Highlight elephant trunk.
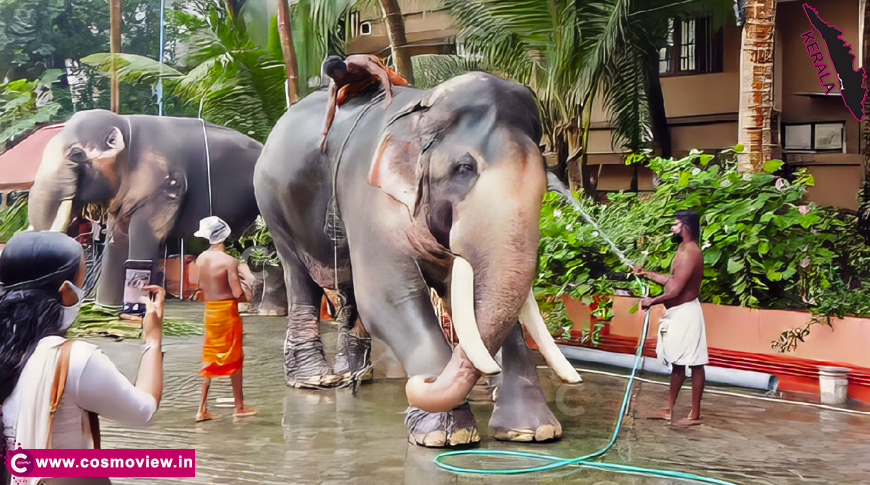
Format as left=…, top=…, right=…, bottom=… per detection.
left=406, top=154, right=544, bottom=413
left=28, top=182, right=74, bottom=233
left=28, top=133, right=77, bottom=232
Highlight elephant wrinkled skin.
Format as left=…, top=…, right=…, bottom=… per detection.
left=29, top=109, right=262, bottom=307
left=255, top=73, right=581, bottom=447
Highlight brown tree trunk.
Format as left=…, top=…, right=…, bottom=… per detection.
left=378, top=0, right=415, bottom=84
left=861, top=0, right=869, bottom=164
left=276, top=0, right=299, bottom=104
left=224, top=0, right=236, bottom=17
left=109, top=0, right=121, bottom=113
left=645, top=47, right=671, bottom=158
left=737, top=0, right=777, bottom=172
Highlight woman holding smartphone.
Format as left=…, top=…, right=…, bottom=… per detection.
left=0, top=232, right=165, bottom=485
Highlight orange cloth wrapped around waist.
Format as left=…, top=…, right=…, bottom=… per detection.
left=336, top=65, right=407, bottom=105
left=201, top=299, right=243, bottom=377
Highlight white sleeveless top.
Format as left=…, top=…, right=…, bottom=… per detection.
left=2, top=336, right=158, bottom=450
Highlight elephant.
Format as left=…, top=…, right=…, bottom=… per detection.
left=255, top=72, right=582, bottom=447
left=28, top=109, right=262, bottom=307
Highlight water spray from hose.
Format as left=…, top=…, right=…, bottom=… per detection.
left=546, top=173, right=635, bottom=269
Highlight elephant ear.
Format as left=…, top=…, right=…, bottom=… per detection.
left=110, top=148, right=187, bottom=240
left=367, top=134, right=426, bottom=213
left=368, top=93, right=449, bottom=216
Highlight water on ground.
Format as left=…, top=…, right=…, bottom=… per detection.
left=90, top=302, right=870, bottom=484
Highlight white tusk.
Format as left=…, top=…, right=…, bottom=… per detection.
left=450, top=257, right=501, bottom=375
left=50, top=199, right=73, bottom=233
left=519, top=289, right=582, bottom=383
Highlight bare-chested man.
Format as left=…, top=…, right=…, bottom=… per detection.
left=319, top=54, right=408, bottom=152
left=193, top=216, right=256, bottom=422
left=633, top=209, right=707, bottom=426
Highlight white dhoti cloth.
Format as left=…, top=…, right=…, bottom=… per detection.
left=656, top=299, right=708, bottom=367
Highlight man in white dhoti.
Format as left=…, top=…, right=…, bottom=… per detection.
left=633, top=209, right=707, bottom=426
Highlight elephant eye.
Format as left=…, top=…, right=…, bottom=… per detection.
left=453, top=156, right=476, bottom=175
left=106, top=132, right=118, bottom=149
left=67, top=147, right=87, bottom=163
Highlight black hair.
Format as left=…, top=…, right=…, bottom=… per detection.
left=674, top=209, right=701, bottom=241
left=0, top=232, right=83, bottom=455
left=322, top=55, right=346, bottom=78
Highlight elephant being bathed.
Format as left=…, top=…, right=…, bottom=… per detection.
left=255, top=72, right=582, bottom=447
left=28, top=109, right=262, bottom=307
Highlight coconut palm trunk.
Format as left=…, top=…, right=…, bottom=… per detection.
left=737, top=0, right=777, bottom=173
left=862, top=0, right=870, bottom=165
left=276, top=0, right=300, bottom=104
left=109, top=0, right=121, bottom=113
left=378, top=0, right=414, bottom=84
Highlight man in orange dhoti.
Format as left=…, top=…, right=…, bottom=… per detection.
left=194, top=216, right=256, bottom=422
left=320, top=54, right=408, bottom=152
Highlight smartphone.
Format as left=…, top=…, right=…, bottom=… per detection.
left=122, top=260, right=153, bottom=317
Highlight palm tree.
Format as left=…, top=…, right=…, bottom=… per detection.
left=276, top=0, right=300, bottom=103
left=736, top=0, right=777, bottom=173
left=418, top=0, right=731, bottom=193
left=83, top=1, right=355, bottom=140
left=84, top=5, right=287, bottom=141
left=378, top=0, right=414, bottom=84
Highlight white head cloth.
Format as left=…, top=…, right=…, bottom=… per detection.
left=194, top=216, right=231, bottom=244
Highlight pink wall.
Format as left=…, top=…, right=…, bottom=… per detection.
left=586, top=296, right=870, bottom=368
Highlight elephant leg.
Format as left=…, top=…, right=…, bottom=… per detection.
left=351, top=255, right=479, bottom=447
left=95, top=228, right=129, bottom=308
left=331, top=287, right=373, bottom=381
left=127, top=215, right=163, bottom=280
left=488, top=324, right=562, bottom=442
left=282, top=254, right=341, bottom=389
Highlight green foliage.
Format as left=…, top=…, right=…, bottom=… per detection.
left=83, top=1, right=359, bottom=142
left=84, top=6, right=285, bottom=141
left=0, top=70, right=64, bottom=150
left=0, top=198, right=29, bottom=243
left=535, top=293, right=572, bottom=337
left=71, top=302, right=202, bottom=339
left=225, top=217, right=280, bottom=268
left=536, top=147, right=870, bottom=328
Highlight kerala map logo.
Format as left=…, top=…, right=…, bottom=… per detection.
left=801, top=3, right=867, bottom=121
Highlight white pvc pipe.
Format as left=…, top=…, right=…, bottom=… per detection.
left=559, top=345, right=778, bottom=392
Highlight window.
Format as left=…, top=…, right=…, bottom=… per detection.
left=360, top=22, right=372, bottom=35
left=782, top=122, right=845, bottom=151
left=659, top=15, right=723, bottom=76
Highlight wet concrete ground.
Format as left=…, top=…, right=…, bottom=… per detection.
left=91, top=302, right=870, bottom=484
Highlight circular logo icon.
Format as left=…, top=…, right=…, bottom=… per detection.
left=8, top=450, right=35, bottom=477
left=555, top=384, right=588, bottom=417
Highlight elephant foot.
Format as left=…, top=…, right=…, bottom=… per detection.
left=332, top=329, right=373, bottom=382
left=284, top=338, right=342, bottom=389
left=488, top=384, right=562, bottom=443
left=405, top=403, right=480, bottom=448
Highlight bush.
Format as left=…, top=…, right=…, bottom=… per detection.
left=0, top=198, right=29, bottom=243
left=535, top=147, right=870, bottom=349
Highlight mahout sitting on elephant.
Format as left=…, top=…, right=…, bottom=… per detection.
left=255, top=73, right=582, bottom=447
left=28, top=109, right=262, bottom=308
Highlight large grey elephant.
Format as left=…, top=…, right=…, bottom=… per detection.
left=255, top=73, right=582, bottom=447
left=29, top=109, right=262, bottom=307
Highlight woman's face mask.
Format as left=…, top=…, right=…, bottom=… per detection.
left=60, top=282, right=84, bottom=331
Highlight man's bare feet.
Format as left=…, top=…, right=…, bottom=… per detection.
left=233, top=406, right=257, bottom=418
left=196, top=411, right=216, bottom=422
left=674, top=417, right=703, bottom=427
left=646, top=409, right=672, bottom=420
